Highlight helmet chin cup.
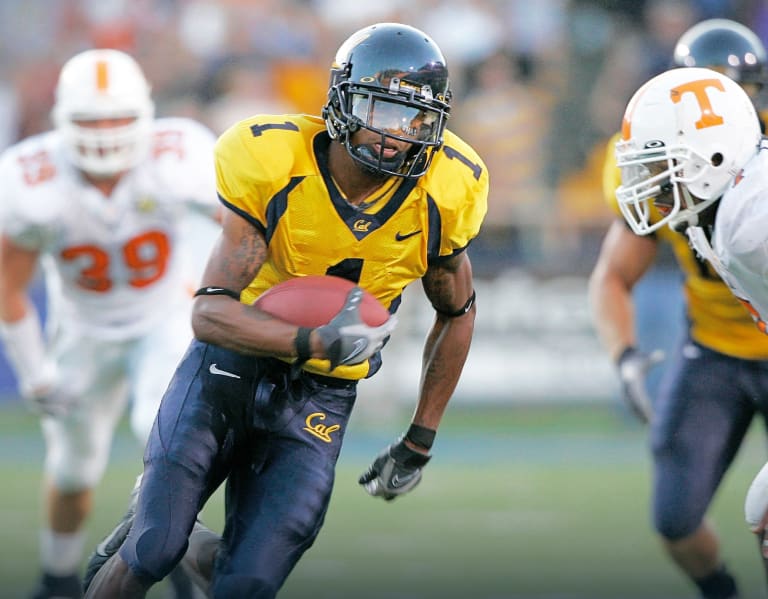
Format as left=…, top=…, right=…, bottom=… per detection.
left=671, top=211, right=698, bottom=233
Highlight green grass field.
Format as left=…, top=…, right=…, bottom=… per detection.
left=1, top=401, right=766, bottom=599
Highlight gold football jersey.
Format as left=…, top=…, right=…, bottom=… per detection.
left=603, top=130, right=768, bottom=359
left=215, top=114, right=488, bottom=378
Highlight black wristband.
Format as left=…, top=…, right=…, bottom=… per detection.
left=434, top=290, right=476, bottom=318
left=194, top=286, right=241, bottom=301
left=405, top=423, right=437, bottom=450
left=295, top=327, right=314, bottom=362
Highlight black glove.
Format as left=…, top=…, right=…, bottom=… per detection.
left=358, top=436, right=431, bottom=501
left=315, top=287, right=397, bottom=370
left=616, top=346, right=665, bottom=424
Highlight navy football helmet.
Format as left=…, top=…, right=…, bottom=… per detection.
left=322, top=22, right=451, bottom=178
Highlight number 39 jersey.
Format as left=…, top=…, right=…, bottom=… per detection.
left=215, top=114, right=488, bottom=379
left=0, top=117, right=219, bottom=340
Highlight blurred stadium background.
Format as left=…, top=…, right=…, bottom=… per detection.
left=1, top=0, right=768, bottom=597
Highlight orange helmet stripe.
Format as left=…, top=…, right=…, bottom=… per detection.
left=96, top=60, right=109, bottom=92
left=621, top=78, right=654, bottom=140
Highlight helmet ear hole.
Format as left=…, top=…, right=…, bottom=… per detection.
left=711, top=152, right=724, bottom=166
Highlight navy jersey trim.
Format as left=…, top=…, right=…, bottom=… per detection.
left=314, top=133, right=418, bottom=241
left=219, top=194, right=266, bottom=236
left=426, top=194, right=442, bottom=262
left=264, top=176, right=305, bottom=245
left=430, top=243, right=470, bottom=265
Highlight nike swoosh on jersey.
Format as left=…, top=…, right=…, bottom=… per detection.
left=209, top=363, right=242, bottom=379
left=395, top=230, right=422, bottom=241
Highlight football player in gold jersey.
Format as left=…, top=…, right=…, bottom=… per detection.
left=589, top=19, right=768, bottom=599
left=83, top=22, right=488, bottom=599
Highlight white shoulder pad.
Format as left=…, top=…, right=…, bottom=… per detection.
left=146, top=118, right=218, bottom=213
left=0, top=132, right=69, bottom=244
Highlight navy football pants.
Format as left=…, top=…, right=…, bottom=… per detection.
left=118, top=340, right=357, bottom=598
left=651, top=336, right=768, bottom=539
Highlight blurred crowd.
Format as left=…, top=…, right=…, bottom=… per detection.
left=1, top=0, right=766, bottom=277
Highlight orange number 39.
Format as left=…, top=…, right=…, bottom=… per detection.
left=61, top=230, right=171, bottom=292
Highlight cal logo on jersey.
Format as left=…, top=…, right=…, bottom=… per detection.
left=303, top=412, right=340, bottom=443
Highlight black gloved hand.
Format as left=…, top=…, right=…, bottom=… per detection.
left=616, top=346, right=665, bottom=424
left=358, top=436, right=431, bottom=501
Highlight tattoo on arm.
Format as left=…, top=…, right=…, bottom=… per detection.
left=422, top=253, right=470, bottom=314
left=210, top=219, right=267, bottom=292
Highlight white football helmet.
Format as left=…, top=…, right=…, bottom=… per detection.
left=615, top=67, right=761, bottom=235
left=52, top=49, right=155, bottom=177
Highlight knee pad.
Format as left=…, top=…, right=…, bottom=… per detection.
left=653, top=499, right=701, bottom=540
left=125, top=524, right=190, bottom=583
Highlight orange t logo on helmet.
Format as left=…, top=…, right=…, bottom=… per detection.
left=621, top=76, right=727, bottom=140
left=670, top=78, right=725, bottom=129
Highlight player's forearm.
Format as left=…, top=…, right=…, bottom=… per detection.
left=412, top=309, right=475, bottom=429
left=0, top=305, right=57, bottom=396
left=588, top=271, right=637, bottom=361
left=192, top=296, right=299, bottom=357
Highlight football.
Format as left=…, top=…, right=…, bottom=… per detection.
left=253, top=275, right=390, bottom=328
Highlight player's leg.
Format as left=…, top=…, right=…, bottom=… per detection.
left=85, top=340, right=250, bottom=598
left=177, top=520, right=220, bottom=597
left=31, top=333, right=129, bottom=599
left=129, top=308, right=205, bottom=598
left=209, top=374, right=356, bottom=598
left=128, top=302, right=195, bottom=443
left=651, top=339, right=753, bottom=599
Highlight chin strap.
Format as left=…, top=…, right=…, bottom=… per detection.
left=669, top=188, right=720, bottom=233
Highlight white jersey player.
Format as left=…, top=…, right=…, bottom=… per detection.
left=0, top=49, right=219, bottom=599
left=613, top=65, right=768, bottom=586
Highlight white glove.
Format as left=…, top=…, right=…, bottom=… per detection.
left=21, top=359, right=75, bottom=418
left=25, top=389, right=76, bottom=418
left=616, top=347, right=665, bottom=423
left=315, top=287, right=397, bottom=369
left=0, top=311, right=72, bottom=417
left=23, top=369, right=76, bottom=418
